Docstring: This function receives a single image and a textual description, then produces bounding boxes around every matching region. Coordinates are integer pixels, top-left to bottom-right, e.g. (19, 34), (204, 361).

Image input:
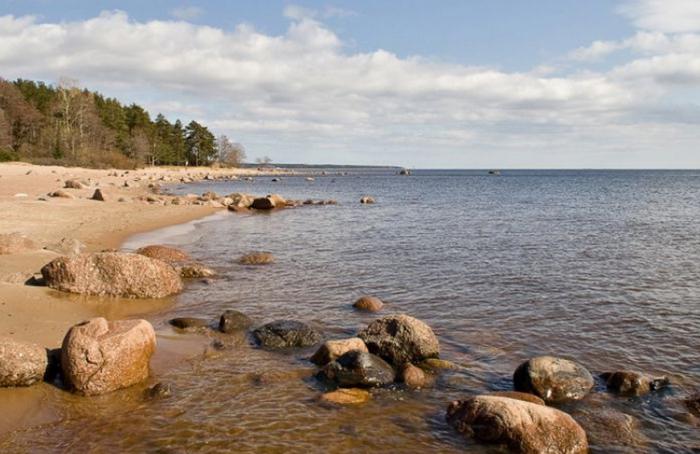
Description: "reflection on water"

(3, 170), (700, 452)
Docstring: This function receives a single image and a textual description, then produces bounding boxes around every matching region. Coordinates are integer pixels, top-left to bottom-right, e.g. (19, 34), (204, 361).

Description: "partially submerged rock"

(446, 395), (588, 453)
(61, 317), (156, 396)
(400, 363), (429, 389)
(0, 233), (37, 255)
(135, 245), (191, 264)
(253, 320), (321, 349)
(0, 338), (48, 387)
(239, 252), (275, 265)
(353, 296), (384, 312)
(219, 310), (253, 333)
(41, 252), (183, 298)
(513, 356), (594, 403)
(320, 388), (370, 405)
(310, 337), (368, 366)
(601, 371), (669, 396)
(319, 350), (396, 388)
(144, 382), (172, 400)
(169, 317), (210, 331)
(178, 263), (216, 278)
(360, 196), (375, 204)
(358, 314), (439, 366)
(486, 391), (546, 406)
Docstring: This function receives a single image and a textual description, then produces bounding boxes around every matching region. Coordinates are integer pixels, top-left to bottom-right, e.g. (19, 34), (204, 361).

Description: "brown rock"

(178, 263), (216, 278)
(419, 358), (459, 371)
(487, 391), (546, 406)
(400, 363), (429, 389)
(239, 252), (275, 265)
(310, 338), (368, 366)
(320, 388), (370, 405)
(601, 371), (669, 396)
(685, 393), (700, 417)
(358, 314), (439, 366)
(64, 179), (84, 189)
(135, 245), (191, 264)
(0, 233), (38, 255)
(61, 317), (156, 395)
(49, 189), (73, 198)
(446, 395), (588, 453)
(0, 338), (48, 387)
(513, 356), (594, 403)
(353, 295), (384, 312)
(41, 252), (183, 298)
(91, 188), (106, 201)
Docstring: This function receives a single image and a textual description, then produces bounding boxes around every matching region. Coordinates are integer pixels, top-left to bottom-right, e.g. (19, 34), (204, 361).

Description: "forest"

(0, 78), (245, 168)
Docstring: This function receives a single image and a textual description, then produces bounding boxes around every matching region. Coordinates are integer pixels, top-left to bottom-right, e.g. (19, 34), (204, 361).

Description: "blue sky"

(1, 0), (699, 167)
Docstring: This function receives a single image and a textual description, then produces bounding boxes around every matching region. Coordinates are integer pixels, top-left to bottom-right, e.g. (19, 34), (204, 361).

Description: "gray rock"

(253, 320), (321, 349)
(219, 310), (253, 333)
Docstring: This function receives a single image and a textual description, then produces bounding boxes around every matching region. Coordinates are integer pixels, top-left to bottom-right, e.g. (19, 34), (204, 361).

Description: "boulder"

(169, 317), (210, 330)
(358, 314), (439, 366)
(253, 320), (321, 349)
(601, 371), (669, 396)
(0, 338), (48, 387)
(353, 295), (384, 312)
(320, 388), (370, 405)
(178, 263), (216, 278)
(0, 233), (38, 255)
(219, 310), (253, 333)
(360, 196), (375, 204)
(239, 252), (275, 265)
(64, 179), (84, 189)
(310, 337), (368, 366)
(513, 356), (594, 403)
(319, 350), (396, 388)
(251, 197), (276, 210)
(61, 318), (156, 395)
(41, 252), (183, 298)
(91, 189), (106, 201)
(446, 395), (588, 453)
(135, 245), (191, 264)
(487, 391), (546, 406)
(400, 363), (429, 389)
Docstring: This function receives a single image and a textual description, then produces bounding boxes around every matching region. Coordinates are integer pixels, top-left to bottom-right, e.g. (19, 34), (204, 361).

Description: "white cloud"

(170, 6), (203, 21)
(0, 9), (698, 167)
(619, 0), (700, 33)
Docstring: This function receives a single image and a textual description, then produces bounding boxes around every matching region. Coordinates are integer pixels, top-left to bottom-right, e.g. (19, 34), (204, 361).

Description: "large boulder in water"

(310, 337), (368, 366)
(252, 320), (321, 349)
(135, 245), (191, 264)
(61, 317), (156, 395)
(41, 252), (183, 298)
(0, 338), (48, 387)
(446, 395), (588, 453)
(358, 314), (439, 366)
(319, 350), (395, 388)
(601, 370), (669, 396)
(513, 356), (594, 403)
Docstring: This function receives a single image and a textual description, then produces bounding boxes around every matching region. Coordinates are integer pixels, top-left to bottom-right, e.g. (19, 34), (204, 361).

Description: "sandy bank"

(0, 162), (270, 347)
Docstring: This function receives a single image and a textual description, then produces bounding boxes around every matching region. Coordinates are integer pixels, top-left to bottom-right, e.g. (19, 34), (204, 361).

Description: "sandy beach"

(0, 162), (271, 348)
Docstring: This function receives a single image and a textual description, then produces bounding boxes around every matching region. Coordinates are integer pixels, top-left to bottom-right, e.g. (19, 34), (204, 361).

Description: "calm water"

(3, 169), (700, 453)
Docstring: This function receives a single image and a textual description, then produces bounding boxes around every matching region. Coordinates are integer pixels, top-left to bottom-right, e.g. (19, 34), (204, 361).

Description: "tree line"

(0, 78), (245, 168)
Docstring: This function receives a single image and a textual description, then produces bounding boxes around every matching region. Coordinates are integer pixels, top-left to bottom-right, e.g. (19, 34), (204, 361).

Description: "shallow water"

(3, 169), (700, 453)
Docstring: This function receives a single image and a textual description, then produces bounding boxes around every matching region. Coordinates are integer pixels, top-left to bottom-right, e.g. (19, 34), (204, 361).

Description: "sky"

(0, 0), (699, 168)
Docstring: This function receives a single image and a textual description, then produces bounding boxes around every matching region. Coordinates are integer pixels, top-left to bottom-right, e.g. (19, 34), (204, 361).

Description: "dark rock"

(319, 350), (396, 388)
(144, 382), (172, 399)
(513, 356), (594, 403)
(168, 317), (210, 331)
(310, 338), (368, 366)
(446, 395), (588, 453)
(253, 320), (321, 349)
(358, 314), (439, 366)
(685, 393), (700, 417)
(219, 310), (252, 333)
(91, 188), (106, 201)
(601, 371), (669, 396)
(251, 197), (276, 210)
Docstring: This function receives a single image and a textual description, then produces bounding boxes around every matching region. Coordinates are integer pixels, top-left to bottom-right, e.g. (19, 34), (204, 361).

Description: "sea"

(4, 169), (700, 453)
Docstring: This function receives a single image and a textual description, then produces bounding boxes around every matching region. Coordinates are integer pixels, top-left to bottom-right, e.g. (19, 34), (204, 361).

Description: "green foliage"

(0, 78), (235, 169)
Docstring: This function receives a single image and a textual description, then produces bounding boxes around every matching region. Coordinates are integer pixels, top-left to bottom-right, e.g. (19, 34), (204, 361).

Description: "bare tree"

(216, 134), (246, 167)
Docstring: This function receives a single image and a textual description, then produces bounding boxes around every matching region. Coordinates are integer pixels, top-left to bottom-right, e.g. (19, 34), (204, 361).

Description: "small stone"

(91, 189), (106, 201)
(360, 196), (375, 204)
(400, 363), (429, 389)
(239, 252), (274, 265)
(144, 382), (172, 400)
(353, 296), (384, 312)
(320, 388), (370, 405)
